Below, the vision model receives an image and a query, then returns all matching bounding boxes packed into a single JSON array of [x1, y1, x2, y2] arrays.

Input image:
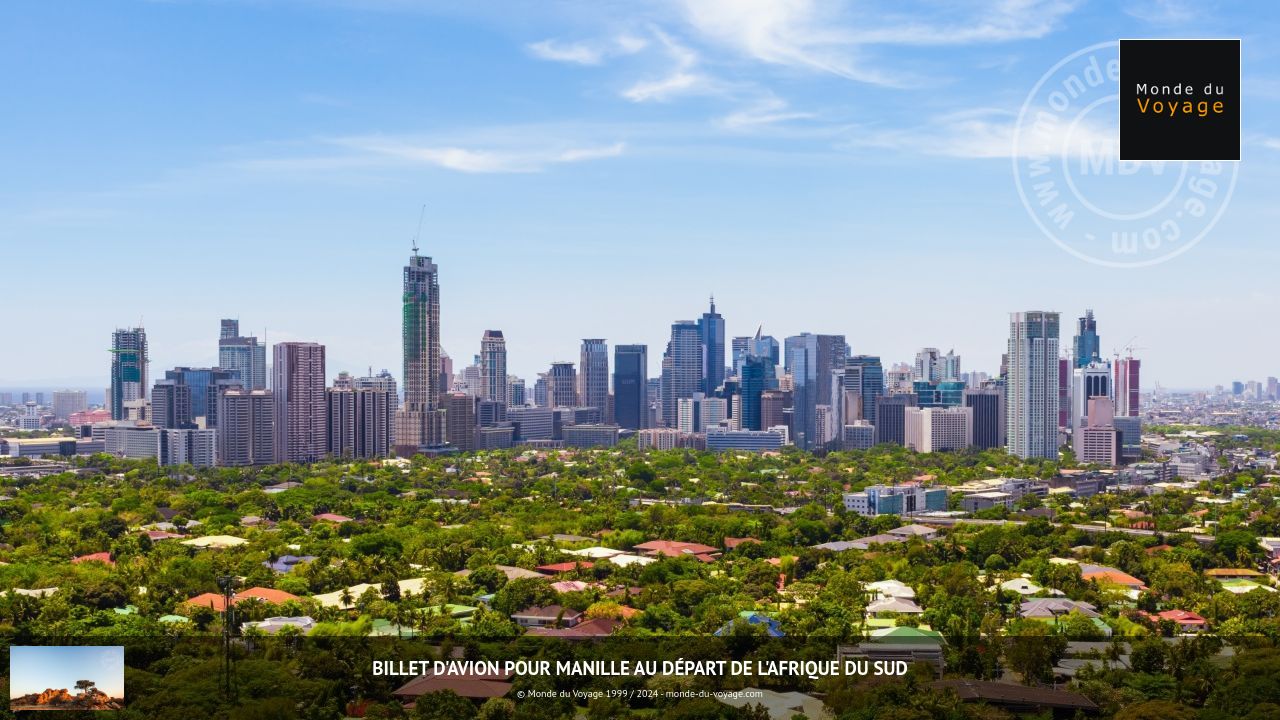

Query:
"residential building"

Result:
[[272, 342, 326, 463], [964, 386, 1005, 449], [875, 394, 917, 446], [705, 427, 786, 452], [110, 327, 148, 420], [905, 406, 973, 452], [217, 388, 274, 466], [1115, 356, 1141, 417], [443, 391, 476, 452], [394, 249, 444, 455], [1007, 311, 1060, 459], [661, 321, 702, 428], [479, 330, 508, 408], [51, 390, 87, 422], [151, 379, 194, 430], [218, 320, 267, 391]]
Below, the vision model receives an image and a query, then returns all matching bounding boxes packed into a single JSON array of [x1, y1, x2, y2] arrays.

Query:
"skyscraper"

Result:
[[218, 319, 267, 391], [51, 390, 87, 422], [479, 330, 508, 409], [395, 250, 444, 454], [579, 339, 609, 413], [216, 387, 274, 466], [110, 327, 148, 421], [1007, 311, 1060, 460], [165, 366, 238, 421], [874, 394, 916, 446], [784, 333, 846, 450], [1114, 357, 1141, 417], [698, 297, 725, 395], [1070, 361, 1111, 436], [847, 355, 884, 426], [273, 342, 327, 463], [443, 391, 477, 452], [1073, 309, 1101, 368], [613, 344, 648, 430], [661, 321, 702, 428], [914, 348, 941, 383], [151, 379, 193, 430], [547, 361, 578, 408], [963, 386, 1005, 450], [739, 355, 772, 431]]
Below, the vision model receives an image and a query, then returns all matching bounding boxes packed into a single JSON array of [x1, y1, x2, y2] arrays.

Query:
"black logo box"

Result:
[[1120, 39, 1240, 161]]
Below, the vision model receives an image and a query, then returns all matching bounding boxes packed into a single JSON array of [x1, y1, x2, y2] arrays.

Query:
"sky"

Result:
[[9, 645, 125, 699], [2, 0, 1279, 392]]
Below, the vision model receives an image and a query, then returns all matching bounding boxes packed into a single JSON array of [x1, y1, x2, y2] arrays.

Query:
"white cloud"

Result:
[[620, 27, 712, 102], [332, 136, 626, 173], [719, 96, 814, 129], [527, 34, 649, 66], [843, 107, 1115, 159]]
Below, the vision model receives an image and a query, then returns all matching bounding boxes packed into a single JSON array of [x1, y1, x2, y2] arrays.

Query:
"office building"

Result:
[[395, 250, 445, 454], [103, 424, 161, 460], [874, 394, 916, 446], [478, 425, 515, 450], [508, 376, 526, 407], [842, 422, 876, 450], [1114, 415, 1141, 462], [479, 330, 508, 408], [443, 391, 476, 452], [914, 348, 941, 383], [165, 366, 238, 422], [507, 407, 554, 442], [698, 297, 725, 395], [705, 427, 786, 452], [905, 406, 973, 453], [218, 319, 267, 391], [738, 355, 771, 431], [1070, 361, 1112, 436], [547, 361, 578, 408], [759, 390, 788, 432], [110, 327, 148, 420], [1074, 396, 1119, 466], [563, 424, 620, 448], [963, 387, 1005, 450], [613, 344, 647, 430], [785, 332, 846, 450], [51, 390, 87, 422], [273, 342, 326, 463], [1058, 357, 1071, 428], [847, 355, 883, 426], [661, 321, 702, 428], [1006, 311, 1060, 460], [1114, 357, 1141, 417], [843, 485, 947, 517], [1072, 309, 1101, 368], [151, 379, 194, 430], [578, 339, 609, 415], [158, 428, 216, 467], [216, 388, 274, 466]]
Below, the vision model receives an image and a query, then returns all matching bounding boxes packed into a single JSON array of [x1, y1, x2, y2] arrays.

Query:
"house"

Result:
[[264, 554, 317, 574], [182, 586, 299, 612], [1020, 599, 1099, 619], [550, 580, 599, 593], [724, 537, 761, 550], [866, 597, 924, 616], [866, 579, 915, 599], [511, 605, 583, 629], [602, 554, 657, 567], [931, 679, 1097, 717], [313, 512, 353, 524], [565, 546, 626, 559], [714, 611, 784, 638], [1206, 568, 1265, 580], [263, 481, 302, 494], [393, 670, 512, 705], [887, 524, 939, 541], [524, 617, 621, 638], [454, 565, 547, 582], [535, 561, 594, 575], [1142, 609, 1207, 632], [633, 540, 719, 559], [180, 535, 248, 549], [813, 534, 905, 552], [998, 578, 1060, 596], [715, 687, 828, 720], [71, 552, 114, 566], [838, 626, 946, 675], [242, 616, 315, 634], [1079, 564, 1146, 592]]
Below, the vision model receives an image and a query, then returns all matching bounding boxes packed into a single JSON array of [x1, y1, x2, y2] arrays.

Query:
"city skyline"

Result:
[[4, 2, 1280, 389]]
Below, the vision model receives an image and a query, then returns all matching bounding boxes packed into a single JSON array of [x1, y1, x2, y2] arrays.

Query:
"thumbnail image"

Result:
[[9, 646, 124, 712]]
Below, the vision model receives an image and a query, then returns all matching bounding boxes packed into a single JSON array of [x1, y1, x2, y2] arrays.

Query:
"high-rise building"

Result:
[[875, 394, 917, 446], [151, 379, 194, 430], [1007, 311, 1060, 460], [731, 336, 751, 378], [914, 348, 941, 383], [547, 361, 578, 408], [738, 355, 771, 431], [443, 391, 477, 452], [759, 390, 788, 432], [1114, 357, 1141, 417], [273, 342, 326, 463], [158, 428, 217, 468], [661, 321, 702, 428], [110, 327, 148, 421], [479, 330, 508, 407], [1074, 396, 1118, 466], [218, 320, 267, 391], [51, 390, 87, 422], [165, 367, 238, 421], [328, 370, 394, 459], [940, 350, 961, 381], [698, 297, 725, 395], [579, 339, 609, 413], [964, 386, 1005, 450], [905, 406, 973, 452], [395, 250, 444, 455], [216, 388, 274, 466], [508, 376, 526, 407], [326, 383, 356, 457], [847, 356, 883, 426], [1057, 357, 1071, 428], [613, 344, 648, 430], [784, 333, 846, 450], [1072, 309, 1101, 368], [1070, 361, 1112, 436]]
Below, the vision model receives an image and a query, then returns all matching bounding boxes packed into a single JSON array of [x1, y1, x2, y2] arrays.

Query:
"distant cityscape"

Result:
[[3, 250, 1278, 467]]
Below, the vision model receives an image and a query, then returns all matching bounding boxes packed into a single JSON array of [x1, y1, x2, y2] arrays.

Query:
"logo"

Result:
[[1012, 41, 1237, 268]]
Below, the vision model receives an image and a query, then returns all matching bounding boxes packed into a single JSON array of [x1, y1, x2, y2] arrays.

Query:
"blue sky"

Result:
[[9, 645, 125, 699], [2, 0, 1278, 391]]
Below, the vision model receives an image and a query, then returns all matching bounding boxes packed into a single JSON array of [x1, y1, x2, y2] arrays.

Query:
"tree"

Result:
[[1115, 700, 1197, 720], [411, 691, 475, 720], [74, 680, 96, 696]]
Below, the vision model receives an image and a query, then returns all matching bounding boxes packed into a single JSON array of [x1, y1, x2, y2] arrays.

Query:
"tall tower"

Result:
[[613, 344, 648, 430], [1007, 311, 1060, 459], [698, 296, 725, 395], [218, 319, 267, 390], [395, 248, 443, 454], [547, 361, 578, 408], [480, 330, 508, 407], [110, 327, 148, 421], [1073, 309, 1101, 368], [661, 321, 702, 428], [579, 339, 609, 412], [1114, 356, 1141, 417], [273, 342, 327, 463], [785, 333, 846, 451]]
